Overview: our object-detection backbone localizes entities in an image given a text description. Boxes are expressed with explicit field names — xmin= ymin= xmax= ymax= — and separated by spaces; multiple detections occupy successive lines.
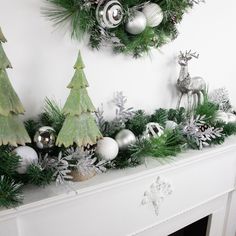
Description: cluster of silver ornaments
xmin=13 ymin=146 xmax=38 ymax=174
xmin=125 ymin=3 xmax=163 ymax=35
xmin=34 ymin=126 xmax=56 ymax=149
xmin=96 ymin=0 xmax=124 ymax=28
xmin=115 ymin=129 xmax=136 ymax=150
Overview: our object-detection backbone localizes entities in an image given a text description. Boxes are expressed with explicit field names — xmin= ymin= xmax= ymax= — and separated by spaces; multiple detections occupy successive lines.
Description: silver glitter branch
xmin=183 ymin=115 xmax=223 ymax=149
xmin=209 ymin=88 xmax=231 ymax=112
xmin=66 ymin=148 xmax=107 ymax=177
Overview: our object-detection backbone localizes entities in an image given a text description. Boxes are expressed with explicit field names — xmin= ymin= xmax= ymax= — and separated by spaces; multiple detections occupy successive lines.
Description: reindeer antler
xmin=179 ymin=50 xmax=199 ymax=60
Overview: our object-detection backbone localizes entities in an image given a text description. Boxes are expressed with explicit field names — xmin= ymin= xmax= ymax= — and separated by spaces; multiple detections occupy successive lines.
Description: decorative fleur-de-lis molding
xmin=141 ymin=176 xmax=173 ymax=215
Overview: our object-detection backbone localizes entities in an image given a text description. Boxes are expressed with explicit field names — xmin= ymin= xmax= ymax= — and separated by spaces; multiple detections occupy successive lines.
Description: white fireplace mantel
xmin=1 ymin=137 xmax=236 ymax=236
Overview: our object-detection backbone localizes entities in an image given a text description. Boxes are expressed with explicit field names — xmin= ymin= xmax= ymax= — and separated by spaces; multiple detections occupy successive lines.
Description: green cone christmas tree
xmin=56 ymin=51 xmax=102 ymax=147
xmin=0 ymin=27 xmax=30 ymax=146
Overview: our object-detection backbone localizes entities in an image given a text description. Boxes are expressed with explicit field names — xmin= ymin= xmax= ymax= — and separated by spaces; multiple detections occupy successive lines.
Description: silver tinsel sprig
xmin=96 ymin=91 xmax=134 ymax=135
xmin=209 ymin=88 xmax=231 ymax=111
xmin=110 ymin=91 xmax=134 ymax=133
xmin=65 ymin=148 xmax=107 ymax=177
xmin=40 ymin=153 xmax=73 ymax=184
xmin=183 ymin=115 xmax=223 ymax=149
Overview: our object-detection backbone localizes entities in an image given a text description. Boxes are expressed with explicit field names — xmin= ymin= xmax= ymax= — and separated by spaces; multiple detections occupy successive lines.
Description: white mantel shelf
xmin=1 ymin=136 xmax=236 ymax=236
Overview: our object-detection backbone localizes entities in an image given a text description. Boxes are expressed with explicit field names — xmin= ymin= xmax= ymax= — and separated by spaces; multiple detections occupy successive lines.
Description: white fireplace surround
xmin=0 ymin=137 xmax=236 ymax=236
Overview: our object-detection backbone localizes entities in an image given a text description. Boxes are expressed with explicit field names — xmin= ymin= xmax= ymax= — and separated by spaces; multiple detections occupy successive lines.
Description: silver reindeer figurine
xmin=176 ymin=50 xmax=206 ymax=110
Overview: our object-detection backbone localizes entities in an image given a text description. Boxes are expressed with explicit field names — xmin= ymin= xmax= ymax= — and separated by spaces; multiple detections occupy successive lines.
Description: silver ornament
xmin=143 ymin=122 xmax=164 ymax=139
xmin=96 ymin=137 xmax=119 ymax=161
xmin=142 ymin=3 xmax=163 ymax=27
xmin=227 ymin=113 xmax=236 ymax=123
xmin=96 ymin=0 xmax=123 ymax=29
xmin=13 ymin=146 xmax=38 ymax=174
xmin=165 ymin=120 xmax=178 ymax=130
xmin=115 ymin=129 xmax=136 ymax=150
xmin=34 ymin=126 xmax=56 ymax=149
xmin=215 ymin=110 xmax=229 ymax=124
xmin=125 ymin=11 xmax=147 ymax=35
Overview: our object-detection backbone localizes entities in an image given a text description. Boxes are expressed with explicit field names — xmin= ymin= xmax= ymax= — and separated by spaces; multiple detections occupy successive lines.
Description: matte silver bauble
xmin=34 ymin=126 xmax=56 ymax=149
xmin=96 ymin=137 xmax=119 ymax=161
xmin=143 ymin=122 xmax=164 ymax=139
xmin=115 ymin=129 xmax=136 ymax=150
xmin=227 ymin=113 xmax=236 ymax=123
xmin=215 ymin=110 xmax=229 ymax=124
xmin=165 ymin=121 xmax=178 ymax=130
xmin=13 ymin=146 xmax=38 ymax=174
xmin=142 ymin=3 xmax=163 ymax=27
xmin=96 ymin=0 xmax=123 ymax=28
xmin=125 ymin=11 xmax=147 ymax=35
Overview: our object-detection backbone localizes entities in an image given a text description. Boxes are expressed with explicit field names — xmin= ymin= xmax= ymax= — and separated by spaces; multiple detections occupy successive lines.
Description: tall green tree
xmin=56 ymin=51 xmax=102 ymax=147
xmin=0 ymin=27 xmax=30 ymax=146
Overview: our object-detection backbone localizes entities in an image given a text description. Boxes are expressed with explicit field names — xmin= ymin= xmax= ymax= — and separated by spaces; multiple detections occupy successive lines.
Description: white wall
xmin=0 ymin=0 xmax=236 ymax=119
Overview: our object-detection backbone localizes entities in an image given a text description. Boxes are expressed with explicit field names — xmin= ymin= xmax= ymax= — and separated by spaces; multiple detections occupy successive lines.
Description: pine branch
xmin=125 ymin=110 xmax=150 ymax=136
xmin=0 ymin=148 xmax=20 ymax=177
xmin=130 ymin=130 xmax=185 ymax=158
xmin=40 ymin=97 xmax=65 ymax=133
xmin=0 ymin=176 xmax=23 ymax=208
xmin=150 ymin=108 xmax=168 ymax=126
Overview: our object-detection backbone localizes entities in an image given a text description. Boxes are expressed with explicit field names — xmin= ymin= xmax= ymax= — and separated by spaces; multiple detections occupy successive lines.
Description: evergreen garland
xmin=1 ymin=90 xmax=236 ymax=209
xmin=42 ymin=0 xmax=202 ymax=57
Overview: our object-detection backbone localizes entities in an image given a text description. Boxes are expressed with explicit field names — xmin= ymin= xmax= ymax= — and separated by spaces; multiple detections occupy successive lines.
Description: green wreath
xmin=43 ymin=0 xmax=203 ymax=57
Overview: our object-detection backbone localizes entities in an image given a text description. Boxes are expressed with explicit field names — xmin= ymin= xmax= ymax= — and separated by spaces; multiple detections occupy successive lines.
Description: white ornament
xmin=165 ymin=120 xmax=178 ymax=130
xmin=96 ymin=137 xmax=119 ymax=161
xmin=125 ymin=11 xmax=147 ymax=35
xmin=115 ymin=129 xmax=136 ymax=150
xmin=227 ymin=113 xmax=236 ymax=123
xmin=143 ymin=122 xmax=164 ymax=139
xmin=215 ymin=110 xmax=229 ymax=124
xmin=13 ymin=146 xmax=38 ymax=174
xmin=142 ymin=3 xmax=163 ymax=27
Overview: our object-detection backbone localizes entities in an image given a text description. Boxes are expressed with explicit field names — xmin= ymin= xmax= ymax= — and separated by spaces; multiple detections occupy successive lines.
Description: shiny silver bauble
xmin=115 ymin=129 xmax=136 ymax=150
xmin=13 ymin=146 xmax=38 ymax=174
xmin=96 ymin=137 xmax=119 ymax=161
xmin=142 ymin=3 xmax=163 ymax=27
xmin=96 ymin=0 xmax=123 ymax=28
xmin=125 ymin=11 xmax=147 ymax=35
xmin=34 ymin=126 xmax=56 ymax=149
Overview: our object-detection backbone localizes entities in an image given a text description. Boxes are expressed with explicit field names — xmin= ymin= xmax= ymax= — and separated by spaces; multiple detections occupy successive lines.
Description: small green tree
xmin=56 ymin=51 xmax=102 ymax=147
xmin=0 ymin=27 xmax=30 ymax=146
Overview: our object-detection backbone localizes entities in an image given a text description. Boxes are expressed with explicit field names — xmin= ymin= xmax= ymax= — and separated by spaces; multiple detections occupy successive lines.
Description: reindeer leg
xmin=177 ymin=93 xmax=183 ymax=109
xmin=197 ymin=92 xmax=202 ymax=106
xmin=187 ymin=91 xmax=193 ymax=112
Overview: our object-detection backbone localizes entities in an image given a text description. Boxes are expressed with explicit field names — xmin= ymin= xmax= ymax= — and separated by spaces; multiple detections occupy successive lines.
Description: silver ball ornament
xmin=142 ymin=3 xmax=163 ymax=27
xmin=143 ymin=122 xmax=164 ymax=139
xmin=96 ymin=137 xmax=119 ymax=161
xmin=125 ymin=11 xmax=147 ymax=35
xmin=13 ymin=146 xmax=38 ymax=174
xmin=34 ymin=126 xmax=56 ymax=149
xmin=115 ymin=129 xmax=136 ymax=150
xmin=227 ymin=113 xmax=236 ymax=123
xmin=165 ymin=121 xmax=178 ymax=130
xmin=96 ymin=0 xmax=124 ymax=28
xmin=215 ymin=110 xmax=229 ymax=124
